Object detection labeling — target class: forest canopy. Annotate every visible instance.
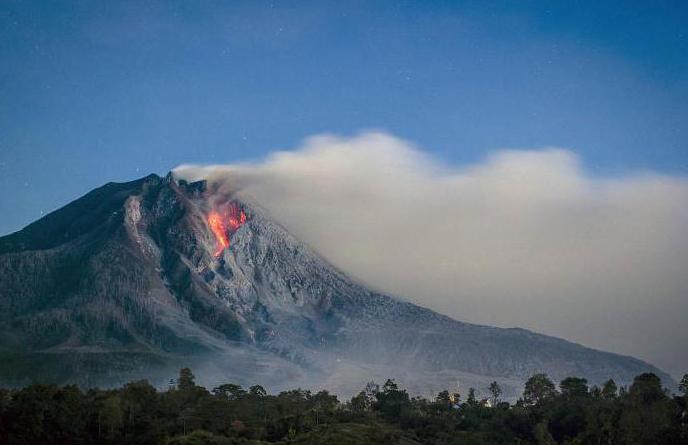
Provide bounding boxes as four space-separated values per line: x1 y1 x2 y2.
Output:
0 369 686 445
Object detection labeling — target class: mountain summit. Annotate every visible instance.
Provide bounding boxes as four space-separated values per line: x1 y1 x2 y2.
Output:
0 174 672 397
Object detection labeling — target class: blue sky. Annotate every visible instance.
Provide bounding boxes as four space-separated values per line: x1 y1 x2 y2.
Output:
1 0 687 235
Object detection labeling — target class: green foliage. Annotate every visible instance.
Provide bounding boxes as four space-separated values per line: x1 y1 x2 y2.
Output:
298 423 409 445
616 373 678 445
435 390 451 406
601 378 618 399
348 391 370 415
466 388 477 406
488 381 502 406
0 368 685 444
213 384 247 401
523 373 557 406
374 379 411 422
248 385 266 398
166 430 264 444
559 377 588 399
178 368 196 392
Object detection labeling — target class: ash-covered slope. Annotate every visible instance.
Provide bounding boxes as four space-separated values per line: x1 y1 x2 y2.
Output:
0 174 673 396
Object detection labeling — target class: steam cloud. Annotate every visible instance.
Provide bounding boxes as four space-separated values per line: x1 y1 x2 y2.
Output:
174 132 688 378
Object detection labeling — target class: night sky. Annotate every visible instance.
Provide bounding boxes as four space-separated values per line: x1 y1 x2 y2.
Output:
1 0 686 235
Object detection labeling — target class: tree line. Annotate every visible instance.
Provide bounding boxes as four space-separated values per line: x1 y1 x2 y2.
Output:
0 369 686 444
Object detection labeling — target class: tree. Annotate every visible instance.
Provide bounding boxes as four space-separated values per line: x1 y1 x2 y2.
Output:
5 384 58 443
382 379 399 393
435 390 452 406
589 385 602 399
523 373 557 406
119 380 162 444
488 381 502 406
374 379 410 421
466 387 477 406
602 379 618 400
177 368 196 392
350 391 370 414
310 390 339 425
249 385 267 398
549 378 589 442
627 373 666 405
212 384 246 400
364 381 379 403
51 385 88 442
99 394 123 439
560 377 589 399
2 371 686 444
533 421 557 445
618 373 675 445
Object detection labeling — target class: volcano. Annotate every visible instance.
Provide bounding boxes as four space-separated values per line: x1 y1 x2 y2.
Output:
0 174 673 397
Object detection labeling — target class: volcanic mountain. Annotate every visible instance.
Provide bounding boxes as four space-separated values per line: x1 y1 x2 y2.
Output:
0 174 673 397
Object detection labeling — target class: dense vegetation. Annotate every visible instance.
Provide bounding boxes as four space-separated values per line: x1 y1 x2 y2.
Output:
0 369 686 445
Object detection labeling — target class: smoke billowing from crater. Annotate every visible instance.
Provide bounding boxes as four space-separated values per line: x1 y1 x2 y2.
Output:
174 132 688 378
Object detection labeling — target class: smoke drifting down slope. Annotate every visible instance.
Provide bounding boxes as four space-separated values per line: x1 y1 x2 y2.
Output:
174 132 688 378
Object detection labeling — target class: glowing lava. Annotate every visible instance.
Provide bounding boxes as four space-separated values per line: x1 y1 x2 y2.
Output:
207 204 247 257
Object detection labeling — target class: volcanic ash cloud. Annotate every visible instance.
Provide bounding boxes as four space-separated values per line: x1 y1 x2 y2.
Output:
174 132 688 378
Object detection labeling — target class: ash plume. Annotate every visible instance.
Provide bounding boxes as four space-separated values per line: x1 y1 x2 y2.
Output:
174 132 688 378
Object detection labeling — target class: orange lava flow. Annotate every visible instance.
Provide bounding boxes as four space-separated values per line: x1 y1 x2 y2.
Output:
207 204 247 257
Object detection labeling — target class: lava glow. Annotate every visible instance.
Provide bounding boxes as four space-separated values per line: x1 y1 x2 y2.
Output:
207 204 247 257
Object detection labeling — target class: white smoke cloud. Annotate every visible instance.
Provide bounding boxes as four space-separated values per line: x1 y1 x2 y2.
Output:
174 132 688 378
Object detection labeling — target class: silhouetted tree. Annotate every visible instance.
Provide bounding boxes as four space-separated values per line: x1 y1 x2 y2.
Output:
0 369 685 445
212 383 246 400
523 373 557 406
248 385 267 398
466 387 478 407
177 368 196 392
375 379 410 422
618 373 676 445
548 377 590 442
119 380 161 445
99 394 123 440
560 377 589 399
488 381 502 406
602 378 618 400
435 390 451 405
